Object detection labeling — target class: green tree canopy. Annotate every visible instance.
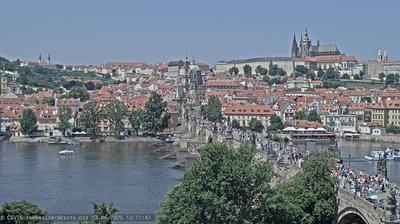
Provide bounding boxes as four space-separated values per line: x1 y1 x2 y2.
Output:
306 109 321 122
57 106 72 135
243 64 252 76
68 86 90 101
317 68 324 79
81 100 103 138
128 109 146 135
157 144 275 224
294 110 307 120
341 73 350 79
386 73 396 85
91 202 118 224
105 101 128 139
249 118 264 132
231 119 240 129
0 201 49 224
201 96 223 122
306 70 316 80
295 65 309 74
268 152 337 224
379 72 386 82
268 115 284 131
143 92 168 134
269 65 287 76
229 67 239 75
322 68 339 80
41 97 55 106
20 109 37 136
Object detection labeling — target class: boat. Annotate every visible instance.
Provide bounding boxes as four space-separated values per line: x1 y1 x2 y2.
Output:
364 151 382 161
327 145 336 151
363 148 399 161
59 150 74 155
158 153 177 160
165 137 175 143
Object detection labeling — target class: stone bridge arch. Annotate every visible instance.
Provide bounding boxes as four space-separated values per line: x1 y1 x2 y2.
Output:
336 207 369 224
207 135 213 143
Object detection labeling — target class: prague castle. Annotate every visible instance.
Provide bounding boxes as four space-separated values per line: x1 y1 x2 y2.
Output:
216 29 357 75
291 29 341 59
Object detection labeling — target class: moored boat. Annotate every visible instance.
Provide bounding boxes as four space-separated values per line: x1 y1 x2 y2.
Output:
59 150 74 155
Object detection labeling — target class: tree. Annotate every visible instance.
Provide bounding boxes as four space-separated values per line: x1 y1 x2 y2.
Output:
268 152 337 224
269 65 286 76
91 202 118 224
41 97 55 106
306 109 321 122
105 101 128 139
201 96 223 122
229 67 239 75
231 119 240 129
0 200 49 224
81 100 102 138
293 110 307 120
144 92 167 134
58 106 72 135
295 65 308 75
243 64 252 76
322 68 339 80
341 73 350 79
322 80 345 89
395 74 400 84
353 73 361 80
306 70 316 80
386 73 396 85
128 109 146 135
68 86 90 101
20 109 37 136
379 72 386 82
317 68 324 79
255 65 263 75
260 67 268 76
268 115 284 131
157 144 275 224
249 118 264 132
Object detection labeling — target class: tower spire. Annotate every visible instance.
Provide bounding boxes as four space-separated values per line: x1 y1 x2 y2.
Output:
291 33 299 59
39 53 42 63
48 53 51 63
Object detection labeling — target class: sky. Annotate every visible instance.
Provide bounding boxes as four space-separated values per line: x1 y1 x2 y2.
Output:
1 0 399 66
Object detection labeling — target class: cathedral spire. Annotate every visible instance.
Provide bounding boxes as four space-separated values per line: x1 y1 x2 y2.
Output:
291 33 299 59
377 49 382 61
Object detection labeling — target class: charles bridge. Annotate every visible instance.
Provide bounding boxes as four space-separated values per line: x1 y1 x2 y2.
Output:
174 118 400 224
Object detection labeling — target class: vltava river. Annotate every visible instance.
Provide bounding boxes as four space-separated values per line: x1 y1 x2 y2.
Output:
0 141 184 214
294 139 400 185
1 139 400 215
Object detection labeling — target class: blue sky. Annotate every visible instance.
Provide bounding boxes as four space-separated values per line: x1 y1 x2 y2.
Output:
0 0 399 65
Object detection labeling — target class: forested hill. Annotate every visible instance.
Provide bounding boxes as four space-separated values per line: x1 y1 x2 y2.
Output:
0 56 112 90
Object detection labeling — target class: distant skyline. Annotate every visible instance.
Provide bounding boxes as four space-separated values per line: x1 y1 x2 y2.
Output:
1 0 399 66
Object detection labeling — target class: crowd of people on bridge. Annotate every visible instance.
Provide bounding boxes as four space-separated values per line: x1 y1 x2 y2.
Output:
184 106 399 213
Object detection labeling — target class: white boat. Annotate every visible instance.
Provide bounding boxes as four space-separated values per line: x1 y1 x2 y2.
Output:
364 150 384 161
59 150 74 155
363 147 400 161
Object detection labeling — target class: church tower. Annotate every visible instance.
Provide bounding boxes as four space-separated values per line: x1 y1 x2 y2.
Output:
291 33 299 59
383 49 388 61
47 53 51 64
300 28 311 57
377 49 383 61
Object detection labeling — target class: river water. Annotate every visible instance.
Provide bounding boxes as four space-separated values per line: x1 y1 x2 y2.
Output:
294 139 400 185
0 141 184 215
1 139 400 215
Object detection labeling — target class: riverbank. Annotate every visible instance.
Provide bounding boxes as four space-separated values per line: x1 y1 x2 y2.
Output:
7 136 163 143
